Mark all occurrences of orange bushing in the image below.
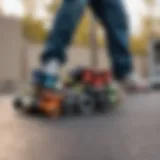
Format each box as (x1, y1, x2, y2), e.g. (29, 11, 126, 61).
(38, 90, 63, 117)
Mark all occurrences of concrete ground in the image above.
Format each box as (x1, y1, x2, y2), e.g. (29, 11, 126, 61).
(0, 92, 160, 160)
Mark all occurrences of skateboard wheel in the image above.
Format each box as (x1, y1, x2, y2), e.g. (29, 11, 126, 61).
(39, 100, 62, 117)
(13, 97, 23, 109)
(77, 93, 95, 116)
(106, 83, 119, 105)
(82, 69, 94, 84)
(13, 96, 36, 112)
(38, 90, 62, 117)
(62, 97, 76, 116)
(96, 93, 110, 112)
(62, 88, 77, 116)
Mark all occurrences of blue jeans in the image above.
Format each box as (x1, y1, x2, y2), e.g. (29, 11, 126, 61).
(41, 0, 132, 80)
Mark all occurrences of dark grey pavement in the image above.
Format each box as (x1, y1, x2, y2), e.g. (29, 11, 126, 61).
(0, 92, 160, 160)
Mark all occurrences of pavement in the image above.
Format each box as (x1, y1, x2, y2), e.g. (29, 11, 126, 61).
(0, 92, 160, 160)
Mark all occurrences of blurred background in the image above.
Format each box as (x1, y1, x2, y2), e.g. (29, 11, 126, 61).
(0, 0, 159, 91)
(1, 1, 160, 160)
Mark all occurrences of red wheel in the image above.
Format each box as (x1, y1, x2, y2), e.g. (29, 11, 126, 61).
(101, 71, 112, 84)
(82, 69, 94, 84)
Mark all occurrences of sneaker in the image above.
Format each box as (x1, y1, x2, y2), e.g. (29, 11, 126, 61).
(37, 59, 62, 91)
(32, 69, 62, 91)
(120, 72, 150, 93)
(14, 69, 62, 107)
(14, 59, 63, 114)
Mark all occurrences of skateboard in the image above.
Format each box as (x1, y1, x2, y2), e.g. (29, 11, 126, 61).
(13, 67, 119, 117)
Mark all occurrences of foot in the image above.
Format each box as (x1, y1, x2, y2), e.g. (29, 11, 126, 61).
(34, 59, 62, 90)
(14, 59, 63, 115)
(120, 72, 150, 93)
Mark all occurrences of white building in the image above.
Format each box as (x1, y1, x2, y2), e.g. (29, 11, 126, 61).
(0, 16, 23, 91)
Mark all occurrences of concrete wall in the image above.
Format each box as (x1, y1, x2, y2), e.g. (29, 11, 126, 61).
(0, 16, 23, 91)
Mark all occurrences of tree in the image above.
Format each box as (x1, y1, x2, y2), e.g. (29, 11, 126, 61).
(130, 14, 160, 56)
(130, 34, 148, 56)
(130, 0, 160, 56)
(22, 16, 47, 43)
